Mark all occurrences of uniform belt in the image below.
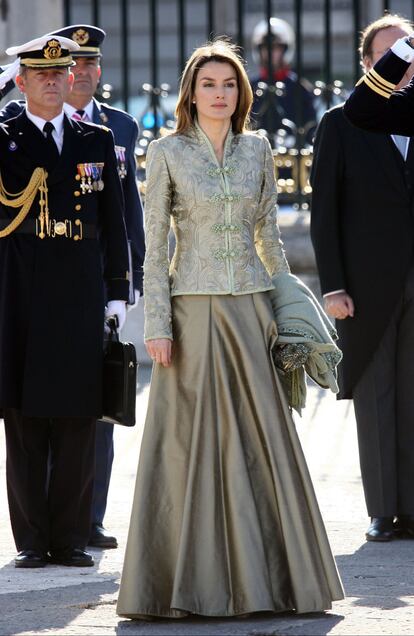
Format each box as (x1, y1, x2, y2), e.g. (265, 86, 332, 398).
(0, 218, 97, 240)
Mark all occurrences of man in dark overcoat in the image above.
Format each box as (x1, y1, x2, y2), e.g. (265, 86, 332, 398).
(0, 25, 145, 549)
(0, 33, 129, 567)
(311, 15, 414, 542)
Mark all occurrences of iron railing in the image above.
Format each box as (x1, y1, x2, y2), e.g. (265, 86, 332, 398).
(63, 0, 414, 206)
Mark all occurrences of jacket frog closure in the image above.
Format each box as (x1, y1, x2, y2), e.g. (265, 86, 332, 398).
(144, 121, 289, 340)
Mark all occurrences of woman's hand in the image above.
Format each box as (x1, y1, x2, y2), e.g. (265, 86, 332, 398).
(146, 338, 172, 367)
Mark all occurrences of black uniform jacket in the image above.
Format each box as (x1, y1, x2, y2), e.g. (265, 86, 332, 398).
(0, 98, 145, 297)
(310, 104, 414, 398)
(344, 48, 414, 135)
(0, 112, 129, 417)
(91, 98, 145, 296)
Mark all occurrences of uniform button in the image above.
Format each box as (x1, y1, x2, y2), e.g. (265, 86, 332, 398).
(228, 195, 234, 201)
(75, 174, 81, 181)
(75, 204, 81, 211)
(74, 191, 81, 197)
(220, 194, 225, 200)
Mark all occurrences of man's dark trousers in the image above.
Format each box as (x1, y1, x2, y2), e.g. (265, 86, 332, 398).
(353, 266, 414, 518)
(93, 421, 114, 525)
(4, 409, 96, 552)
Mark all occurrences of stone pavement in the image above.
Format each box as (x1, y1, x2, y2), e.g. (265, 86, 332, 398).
(1, 339, 414, 635)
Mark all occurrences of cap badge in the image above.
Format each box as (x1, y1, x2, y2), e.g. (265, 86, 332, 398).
(72, 29, 90, 45)
(43, 39, 62, 60)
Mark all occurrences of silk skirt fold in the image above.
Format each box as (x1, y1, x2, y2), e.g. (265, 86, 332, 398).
(117, 293, 344, 618)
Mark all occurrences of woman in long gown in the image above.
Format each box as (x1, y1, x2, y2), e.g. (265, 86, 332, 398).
(117, 39, 344, 620)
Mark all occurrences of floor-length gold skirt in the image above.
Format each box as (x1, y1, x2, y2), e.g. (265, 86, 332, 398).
(117, 293, 344, 619)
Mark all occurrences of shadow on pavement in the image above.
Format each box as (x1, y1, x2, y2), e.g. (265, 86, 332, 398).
(0, 579, 118, 635)
(116, 611, 344, 635)
(336, 538, 414, 610)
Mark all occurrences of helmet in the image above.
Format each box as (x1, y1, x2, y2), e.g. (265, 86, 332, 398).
(252, 17, 295, 66)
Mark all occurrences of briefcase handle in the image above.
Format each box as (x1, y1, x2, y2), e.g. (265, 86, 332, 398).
(105, 315, 120, 343)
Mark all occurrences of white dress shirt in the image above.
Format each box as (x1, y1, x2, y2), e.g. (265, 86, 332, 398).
(64, 99, 94, 122)
(25, 108, 64, 153)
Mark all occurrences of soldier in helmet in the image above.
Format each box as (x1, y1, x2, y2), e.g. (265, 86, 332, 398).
(250, 17, 316, 141)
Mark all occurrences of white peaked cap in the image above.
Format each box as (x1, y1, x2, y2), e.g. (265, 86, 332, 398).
(6, 34, 80, 57)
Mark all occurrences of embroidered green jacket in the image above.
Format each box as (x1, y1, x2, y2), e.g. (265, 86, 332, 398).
(144, 121, 289, 340)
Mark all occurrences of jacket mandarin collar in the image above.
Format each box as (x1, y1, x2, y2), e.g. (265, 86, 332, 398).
(192, 119, 235, 166)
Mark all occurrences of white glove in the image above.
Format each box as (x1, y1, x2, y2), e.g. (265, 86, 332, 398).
(128, 289, 140, 310)
(105, 300, 127, 331)
(0, 59, 19, 90)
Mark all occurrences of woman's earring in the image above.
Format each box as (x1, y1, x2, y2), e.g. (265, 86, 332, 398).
(192, 100, 196, 104)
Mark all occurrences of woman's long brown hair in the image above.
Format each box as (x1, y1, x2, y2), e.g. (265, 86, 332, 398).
(174, 39, 253, 135)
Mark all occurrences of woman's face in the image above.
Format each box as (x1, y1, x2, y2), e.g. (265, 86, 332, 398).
(193, 61, 239, 125)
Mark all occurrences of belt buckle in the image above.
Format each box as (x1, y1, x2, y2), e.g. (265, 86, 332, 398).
(54, 221, 66, 236)
(50, 219, 71, 238)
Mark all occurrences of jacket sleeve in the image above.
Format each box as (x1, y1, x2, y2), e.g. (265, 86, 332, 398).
(0, 99, 25, 123)
(100, 129, 130, 301)
(254, 136, 290, 277)
(123, 117, 145, 295)
(143, 139, 173, 341)
(344, 47, 414, 135)
(310, 110, 346, 294)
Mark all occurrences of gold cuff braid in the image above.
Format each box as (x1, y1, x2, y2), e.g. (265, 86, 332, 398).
(0, 168, 49, 238)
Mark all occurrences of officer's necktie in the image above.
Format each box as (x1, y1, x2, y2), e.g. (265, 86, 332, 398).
(71, 109, 89, 122)
(393, 134, 408, 160)
(43, 121, 59, 165)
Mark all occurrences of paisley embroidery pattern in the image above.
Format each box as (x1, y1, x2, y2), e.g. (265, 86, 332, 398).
(143, 130, 289, 340)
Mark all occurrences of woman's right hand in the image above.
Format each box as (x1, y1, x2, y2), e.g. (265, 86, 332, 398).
(146, 338, 172, 367)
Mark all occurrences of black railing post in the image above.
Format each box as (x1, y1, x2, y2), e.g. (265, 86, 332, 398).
(294, 0, 303, 128)
(150, 0, 159, 136)
(237, 0, 245, 53)
(92, 0, 100, 26)
(121, 0, 129, 112)
(63, 0, 70, 25)
(207, 0, 214, 40)
(178, 0, 186, 77)
(324, 0, 332, 108)
(265, 0, 273, 89)
(353, 0, 361, 85)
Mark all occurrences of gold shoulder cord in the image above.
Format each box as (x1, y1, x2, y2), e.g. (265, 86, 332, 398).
(0, 167, 49, 238)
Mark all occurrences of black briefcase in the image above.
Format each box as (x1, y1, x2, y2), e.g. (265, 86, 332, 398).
(102, 316, 137, 427)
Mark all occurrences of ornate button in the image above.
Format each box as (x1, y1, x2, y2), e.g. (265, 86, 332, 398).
(75, 174, 81, 181)
(75, 204, 81, 211)
(74, 191, 81, 197)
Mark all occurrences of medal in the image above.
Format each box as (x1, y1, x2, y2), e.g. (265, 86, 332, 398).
(84, 163, 93, 192)
(91, 163, 99, 191)
(77, 164, 88, 194)
(115, 145, 127, 179)
(97, 162, 104, 191)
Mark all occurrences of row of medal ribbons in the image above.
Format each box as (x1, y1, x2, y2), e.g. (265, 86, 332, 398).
(77, 162, 105, 193)
(115, 145, 127, 179)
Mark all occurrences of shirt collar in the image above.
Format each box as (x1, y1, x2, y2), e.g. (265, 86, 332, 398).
(63, 99, 94, 121)
(25, 108, 65, 136)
